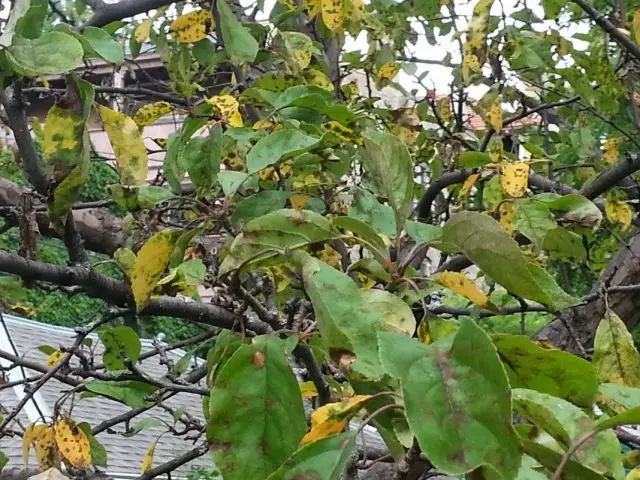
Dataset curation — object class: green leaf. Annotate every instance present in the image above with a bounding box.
[513,200,557,250]
[218,0,259,65]
[361,289,415,336]
[512,388,624,478]
[14,0,47,40]
[0,451,8,473]
[521,440,607,480]
[265,433,357,480]
[492,334,597,408]
[218,171,249,196]
[442,211,577,310]
[37,345,57,355]
[176,259,206,285]
[348,189,396,238]
[98,105,149,186]
[6,32,84,76]
[207,330,246,387]
[247,129,321,174]
[136,186,174,208]
[84,380,158,408]
[183,126,222,194]
[540,194,602,228]
[593,406,640,432]
[377,332,430,379]
[44,75,94,228]
[331,216,388,260]
[400,319,520,478]
[121,418,167,438]
[457,151,492,168]
[280,31,313,73]
[169,224,209,268]
[208,335,306,480]
[231,191,292,227]
[593,309,640,387]
[164,133,187,194]
[77,422,108,466]
[270,86,358,124]
[597,383,640,414]
[0,0,30,47]
[99,326,142,371]
[362,131,414,236]
[293,250,386,380]
[220,209,339,275]
[542,227,587,261]
[404,221,442,245]
[81,27,124,63]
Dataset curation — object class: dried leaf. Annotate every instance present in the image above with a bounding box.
[54,419,90,469]
[501,163,529,198]
[169,10,214,43]
[301,395,373,444]
[434,271,495,310]
[133,102,173,128]
[605,198,632,230]
[206,95,243,127]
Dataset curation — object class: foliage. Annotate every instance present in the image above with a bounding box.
[4,0,640,479]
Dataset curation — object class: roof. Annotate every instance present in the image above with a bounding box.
[0,314,213,479]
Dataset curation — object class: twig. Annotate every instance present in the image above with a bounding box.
[294,344,331,406]
[133,443,210,480]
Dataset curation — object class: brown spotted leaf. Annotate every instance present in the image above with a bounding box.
[133,102,173,128]
[593,309,640,387]
[54,419,90,469]
[169,10,214,43]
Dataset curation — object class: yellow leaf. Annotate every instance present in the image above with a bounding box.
[153,138,168,149]
[603,137,621,165]
[378,62,400,81]
[304,0,322,17]
[498,201,516,235]
[462,0,494,83]
[624,450,640,470]
[417,316,458,344]
[46,351,64,368]
[278,0,297,8]
[135,17,155,43]
[434,271,493,310]
[23,423,37,466]
[488,100,502,132]
[634,11,640,43]
[114,247,137,277]
[206,95,243,127]
[169,10,214,43]
[98,105,149,186]
[605,198,633,230]
[438,97,451,124]
[43,109,80,160]
[628,467,640,480]
[303,68,333,91]
[459,173,480,200]
[345,0,364,19]
[281,31,313,73]
[501,162,529,198]
[300,381,319,398]
[140,440,157,473]
[130,229,181,310]
[133,102,173,127]
[23,424,55,470]
[341,81,359,98]
[301,395,373,444]
[290,193,311,209]
[54,419,90,469]
[253,120,275,130]
[318,244,341,268]
[322,0,344,31]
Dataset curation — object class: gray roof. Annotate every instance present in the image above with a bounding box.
[0,314,213,479]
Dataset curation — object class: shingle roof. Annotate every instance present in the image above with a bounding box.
[0,315,213,479]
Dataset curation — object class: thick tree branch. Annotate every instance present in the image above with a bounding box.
[0,251,270,333]
[579,155,640,199]
[24,86,191,107]
[87,0,177,27]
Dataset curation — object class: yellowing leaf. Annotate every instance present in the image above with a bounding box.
[301,395,373,444]
[281,31,313,74]
[114,248,137,277]
[303,68,333,91]
[605,198,633,230]
[488,101,503,132]
[304,0,322,17]
[135,14,159,43]
[98,105,149,186]
[634,11,640,43]
[434,271,494,310]
[169,10,214,43]
[593,309,640,387]
[133,102,173,127]
[278,0,297,8]
[43,110,80,157]
[498,201,516,234]
[54,419,90,469]
[603,138,621,165]
[501,162,529,198]
[206,95,243,127]
[23,424,55,469]
[140,440,157,473]
[46,350,64,368]
[290,193,311,209]
[459,173,480,200]
[300,381,319,398]
[462,0,495,82]
[345,0,364,19]
[322,0,344,30]
[130,229,181,310]
[378,62,400,81]
[628,467,640,480]
[438,97,452,124]
[318,244,341,268]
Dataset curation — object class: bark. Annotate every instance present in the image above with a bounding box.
[0,178,125,255]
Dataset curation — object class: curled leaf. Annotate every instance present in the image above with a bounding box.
[301,395,373,445]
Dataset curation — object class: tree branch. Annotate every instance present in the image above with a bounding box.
[579,155,640,199]
[134,443,210,480]
[24,86,191,107]
[294,344,331,406]
[87,0,177,28]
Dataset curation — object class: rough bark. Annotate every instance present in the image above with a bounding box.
[0,178,124,255]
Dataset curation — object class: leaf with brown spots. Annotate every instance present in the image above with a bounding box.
[301,395,372,444]
[513,388,624,478]
[392,320,521,478]
[208,335,306,480]
[133,102,173,128]
[46,350,64,368]
[501,162,529,198]
[54,419,91,469]
[593,309,640,387]
[605,197,632,230]
[321,0,344,30]
[266,433,357,480]
[169,10,214,43]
